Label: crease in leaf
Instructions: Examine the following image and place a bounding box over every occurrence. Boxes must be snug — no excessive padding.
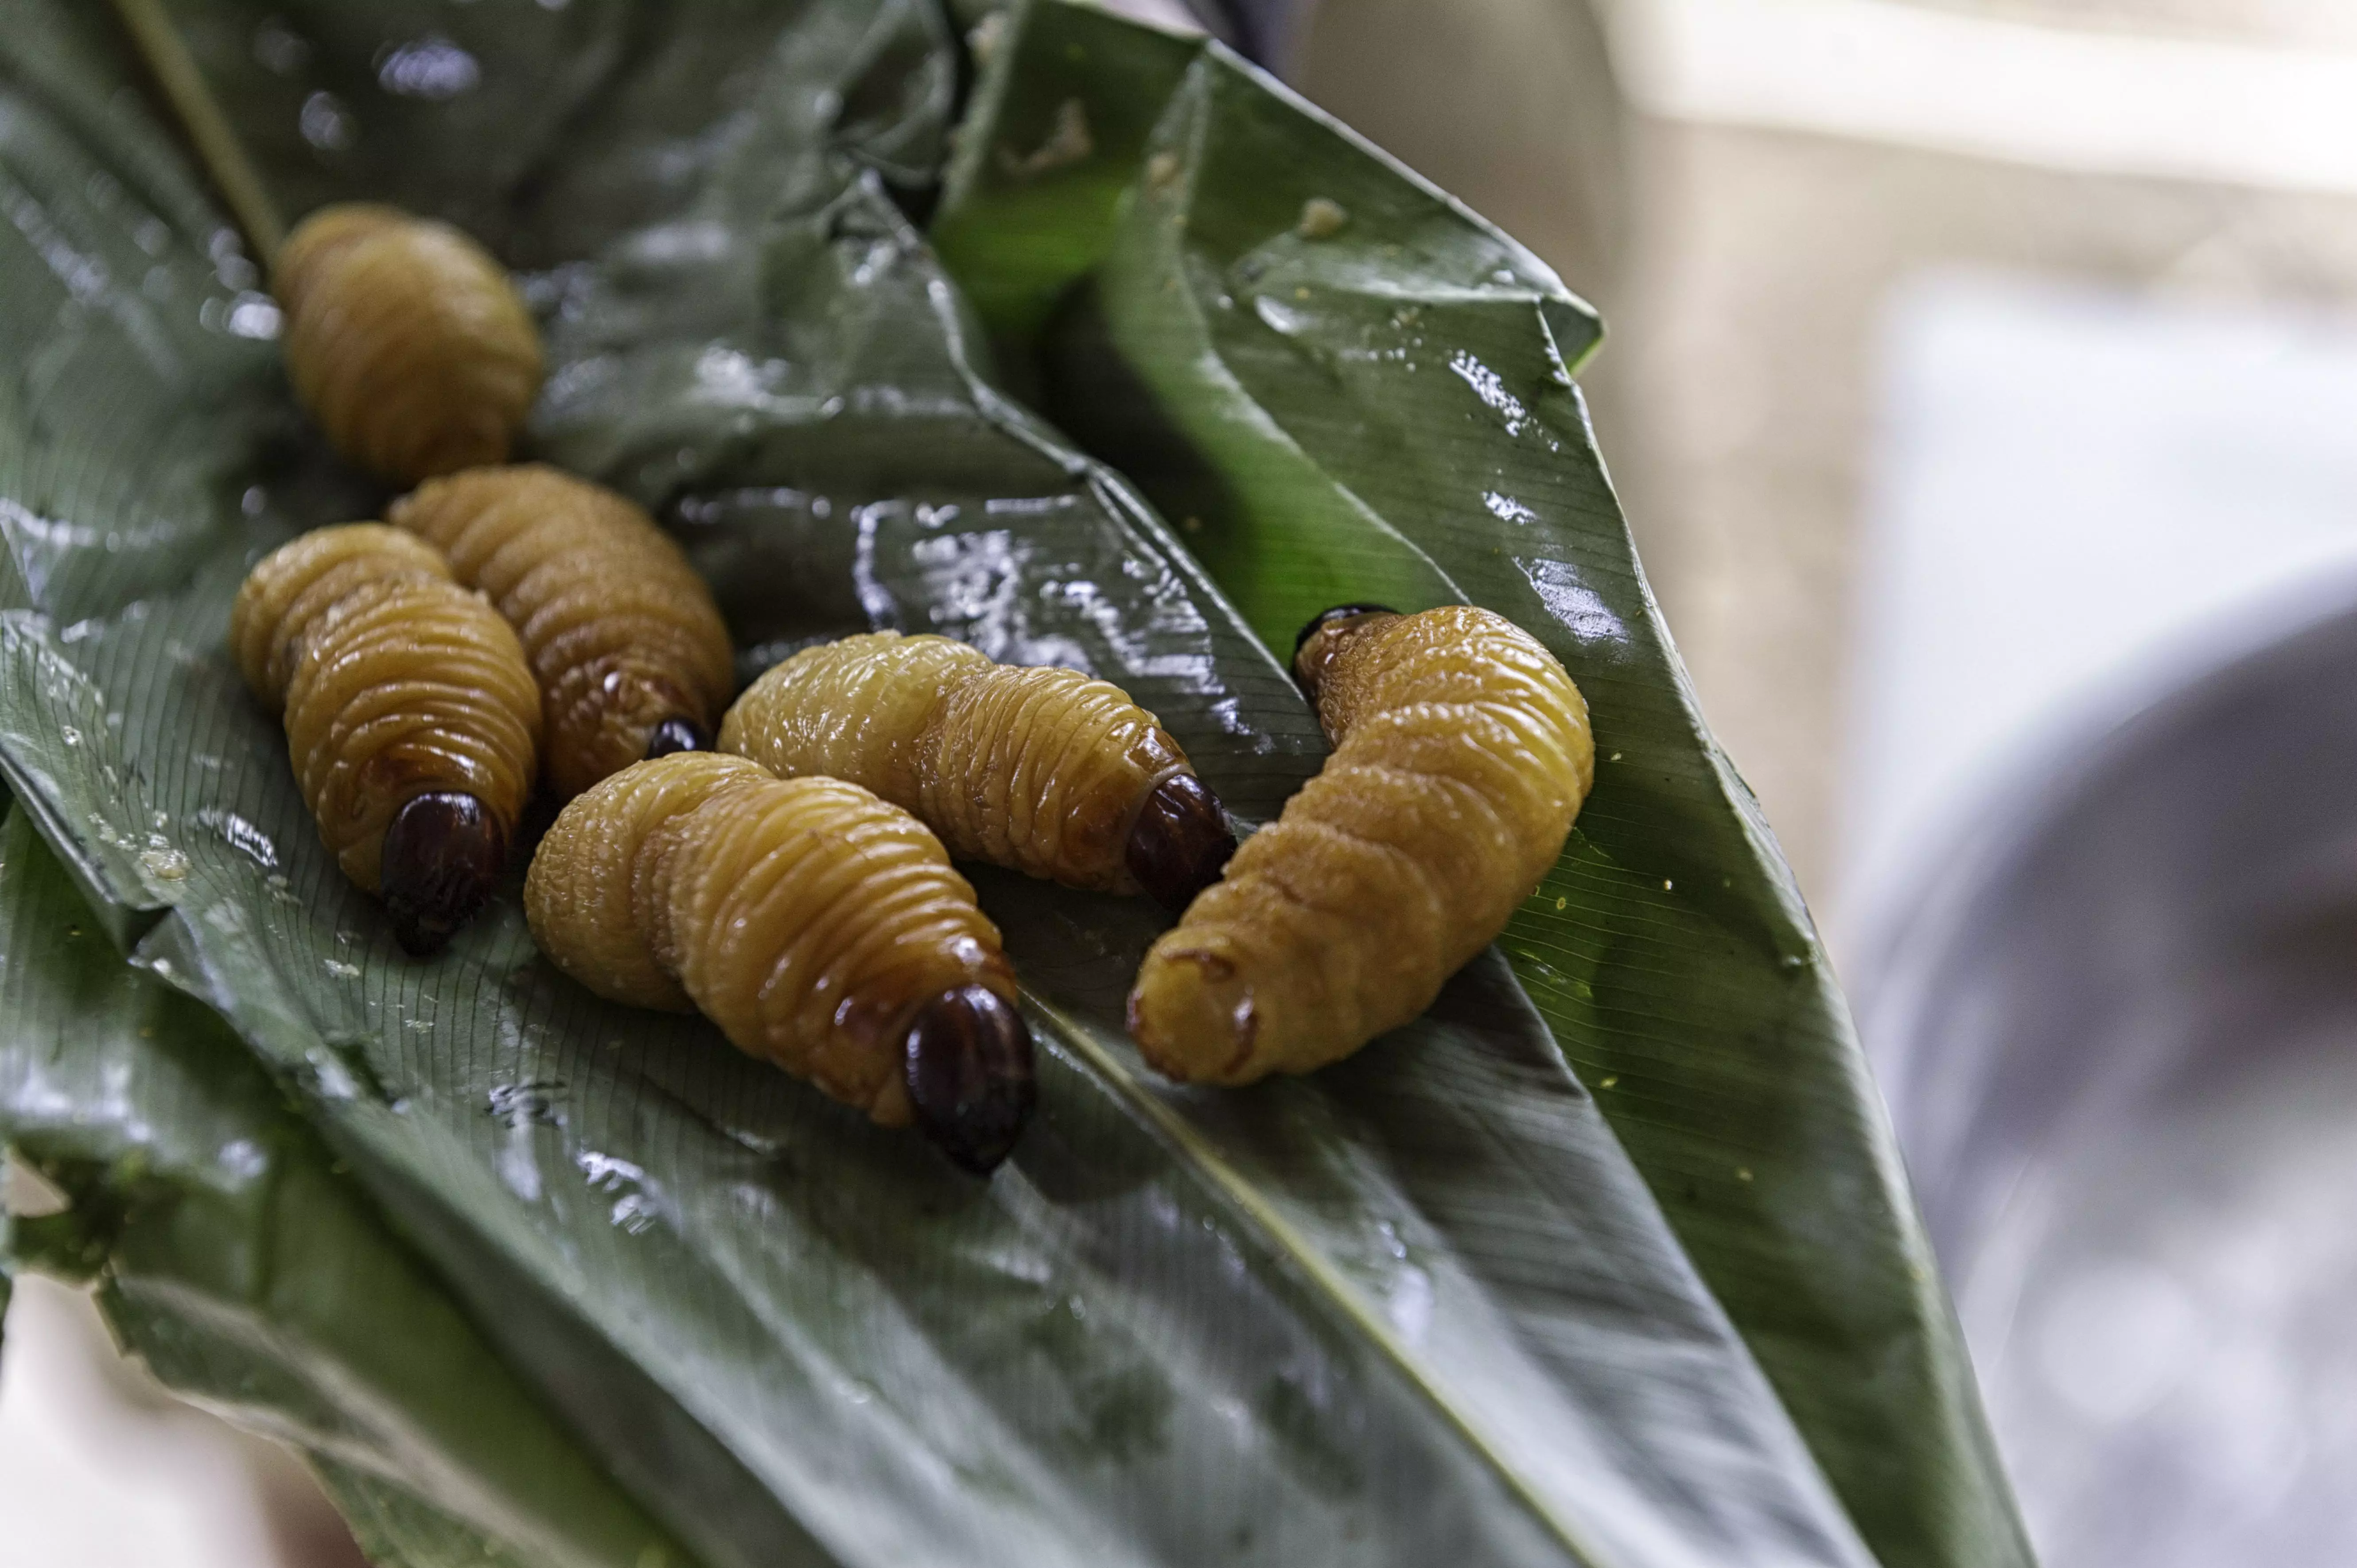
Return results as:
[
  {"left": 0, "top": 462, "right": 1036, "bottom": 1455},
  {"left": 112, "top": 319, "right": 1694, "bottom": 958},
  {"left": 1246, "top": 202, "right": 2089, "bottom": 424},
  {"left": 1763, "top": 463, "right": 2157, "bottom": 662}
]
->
[{"left": 1027, "top": 982, "right": 1616, "bottom": 1567}]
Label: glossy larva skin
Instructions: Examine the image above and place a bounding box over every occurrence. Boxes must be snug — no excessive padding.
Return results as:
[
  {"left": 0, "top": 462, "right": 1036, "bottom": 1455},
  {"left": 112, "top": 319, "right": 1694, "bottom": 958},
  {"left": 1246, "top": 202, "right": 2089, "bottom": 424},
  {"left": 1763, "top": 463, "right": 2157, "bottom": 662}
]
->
[
  {"left": 392, "top": 465, "right": 735, "bottom": 798},
  {"left": 276, "top": 204, "right": 543, "bottom": 484},
  {"left": 1129, "top": 605, "right": 1593, "bottom": 1084},
  {"left": 526, "top": 756, "right": 1015, "bottom": 1126},
  {"left": 521, "top": 753, "right": 764, "bottom": 1012},
  {"left": 229, "top": 524, "right": 540, "bottom": 891},
  {"left": 720, "top": 631, "right": 1192, "bottom": 895}
]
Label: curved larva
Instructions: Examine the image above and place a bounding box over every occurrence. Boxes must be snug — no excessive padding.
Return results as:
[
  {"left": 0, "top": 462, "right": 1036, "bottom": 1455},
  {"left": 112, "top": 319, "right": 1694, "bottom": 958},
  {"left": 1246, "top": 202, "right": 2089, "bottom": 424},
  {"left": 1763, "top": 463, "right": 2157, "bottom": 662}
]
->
[
  {"left": 275, "top": 204, "right": 543, "bottom": 484},
  {"left": 521, "top": 752, "right": 765, "bottom": 1012},
  {"left": 392, "top": 465, "right": 735, "bottom": 798},
  {"left": 526, "top": 756, "right": 1036, "bottom": 1172},
  {"left": 1128, "top": 605, "right": 1594, "bottom": 1084},
  {"left": 720, "top": 631, "right": 1235, "bottom": 908},
  {"left": 229, "top": 524, "right": 541, "bottom": 954}
]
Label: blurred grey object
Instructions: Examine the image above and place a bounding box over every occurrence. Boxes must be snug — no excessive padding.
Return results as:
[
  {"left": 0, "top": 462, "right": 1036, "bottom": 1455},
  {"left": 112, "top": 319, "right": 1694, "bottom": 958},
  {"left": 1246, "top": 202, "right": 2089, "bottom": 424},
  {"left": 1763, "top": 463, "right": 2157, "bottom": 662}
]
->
[{"left": 1859, "top": 590, "right": 2357, "bottom": 1567}]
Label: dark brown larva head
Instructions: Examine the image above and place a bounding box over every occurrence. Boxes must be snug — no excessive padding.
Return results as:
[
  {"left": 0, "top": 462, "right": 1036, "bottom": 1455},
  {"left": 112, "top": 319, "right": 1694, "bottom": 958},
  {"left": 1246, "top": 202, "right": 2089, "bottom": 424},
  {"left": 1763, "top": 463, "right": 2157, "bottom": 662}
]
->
[
  {"left": 380, "top": 791, "right": 508, "bottom": 957},
  {"left": 644, "top": 717, "right": 711, "bottom": 760},
  {"left": 1125, "top": 772, "right": 1236, "bottom": 912},
  {"left": 1292, "top": 602, "right": 1399, "bottom": 698},
  {"left": 904, "top": 985, "right": 1036, "bottom": 1176}
]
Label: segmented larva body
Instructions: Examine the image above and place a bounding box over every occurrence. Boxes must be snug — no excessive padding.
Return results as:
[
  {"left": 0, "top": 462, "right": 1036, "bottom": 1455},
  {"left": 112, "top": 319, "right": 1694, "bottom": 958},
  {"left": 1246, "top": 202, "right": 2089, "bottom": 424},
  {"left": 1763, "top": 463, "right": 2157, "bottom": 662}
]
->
[
  {"left": 275, "top": 204, "right": 543, "bottom": 484},
  {"left": 525, "top": 754, "right": 1036, "bottom": 1172},
  {"left": 391, "top": 465, "right": 735, "bottom": 798},
  {"left": 229, "top": 524, "right": 541, "bottom": 954},
  {"left": 720, "top": 632, "right": 1235, "bottom": 909},
  {"left": 1129, "top": 605, "right": 1593, "bottom": 1084}
]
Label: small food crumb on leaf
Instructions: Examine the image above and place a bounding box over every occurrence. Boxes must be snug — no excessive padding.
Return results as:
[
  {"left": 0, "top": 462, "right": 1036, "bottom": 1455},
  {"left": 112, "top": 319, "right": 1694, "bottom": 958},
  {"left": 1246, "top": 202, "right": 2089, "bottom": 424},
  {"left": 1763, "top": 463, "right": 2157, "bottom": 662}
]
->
[
  {"left": 1297, "top": 196, "right": 1348, "bottom": 239},
  {"left": 1146, "top": 150, "right": 1182, "bottom": 190}
]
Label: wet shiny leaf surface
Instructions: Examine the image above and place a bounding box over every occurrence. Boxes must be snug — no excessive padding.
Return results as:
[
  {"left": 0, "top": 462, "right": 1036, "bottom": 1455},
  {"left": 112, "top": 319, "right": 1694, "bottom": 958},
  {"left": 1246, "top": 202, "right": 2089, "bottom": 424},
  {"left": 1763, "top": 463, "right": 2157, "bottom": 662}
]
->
[{"left": 0, "top": 4, "right": 2018, "bottom": 1567}]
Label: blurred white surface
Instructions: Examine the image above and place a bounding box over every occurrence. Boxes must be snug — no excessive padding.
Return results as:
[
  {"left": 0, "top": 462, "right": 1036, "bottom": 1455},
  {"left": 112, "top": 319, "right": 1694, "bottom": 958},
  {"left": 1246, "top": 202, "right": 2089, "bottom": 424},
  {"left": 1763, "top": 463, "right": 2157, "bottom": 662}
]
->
[
  {"left": 1611, "top": 0, "right": 2357, "bottom": 194},
  {"left": 1838, "top": 269, "right": 2357, "bottom": 946},
  {"left": 0, "top": 1273, "right": 298, "bottom": 1568}
]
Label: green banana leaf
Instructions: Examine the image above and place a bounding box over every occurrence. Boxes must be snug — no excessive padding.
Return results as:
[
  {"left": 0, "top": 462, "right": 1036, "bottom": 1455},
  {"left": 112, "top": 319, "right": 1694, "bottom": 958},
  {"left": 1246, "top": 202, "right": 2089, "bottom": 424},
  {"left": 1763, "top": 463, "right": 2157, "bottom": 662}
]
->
[
  {"left": 0, "top": 4, "right": 2025, "bottom": 1568},
  {"left": 933, "top": 9, "right": 2030, "bottom": 1568},
  {"left": 0, "top": 800, "right": 691, "bottom": 1568}
]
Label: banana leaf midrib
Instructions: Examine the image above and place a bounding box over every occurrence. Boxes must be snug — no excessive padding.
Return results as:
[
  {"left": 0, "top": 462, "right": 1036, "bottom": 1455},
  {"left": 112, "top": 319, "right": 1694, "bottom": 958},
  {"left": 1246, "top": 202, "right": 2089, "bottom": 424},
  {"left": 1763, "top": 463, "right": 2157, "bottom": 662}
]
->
[{"left": 1029, "top": 991, "right": 1622, "bottom": 1568}]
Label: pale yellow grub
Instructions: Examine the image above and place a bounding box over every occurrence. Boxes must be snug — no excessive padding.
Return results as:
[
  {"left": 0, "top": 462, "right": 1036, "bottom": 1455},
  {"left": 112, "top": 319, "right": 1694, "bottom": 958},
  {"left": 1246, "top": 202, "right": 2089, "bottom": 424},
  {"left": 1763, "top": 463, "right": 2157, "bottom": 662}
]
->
[
  {"left": 276, "top": 203, "right": 543, "bottom": 484},
  {"left": 229, "top": 523, "right": 539, "bottom": 889},
  {"left": 721, "top": 631, "right": 1195, "bottom": 895},
  {"left": 1129, "top": 605, "right": 1593, "bottom": 1084},
  {"left": 526, "top": 757, "right": 1014, "bottom": 1126},
  {"left": 393, "top": 464, "right": 734, "bottom": 798}
]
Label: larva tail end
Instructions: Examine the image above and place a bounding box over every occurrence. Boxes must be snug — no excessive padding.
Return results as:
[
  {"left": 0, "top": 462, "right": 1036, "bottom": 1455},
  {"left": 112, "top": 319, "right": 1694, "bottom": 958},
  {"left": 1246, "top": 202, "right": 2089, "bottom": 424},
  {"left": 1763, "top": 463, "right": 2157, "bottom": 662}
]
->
[
  {"left": 905, "top": 985, "right": 1036, "bottom": 1176},
  {"left": 381, "top": 792, "right": 508, "bottom": 957},
  {"left": 1292, "top": 602, "right": 1399, "bottom": 656},
  {"left": 645, "top": 717, "right": 712, "bottom": 760},
  {"left": 1292, "top": 602, "right": 1400, "bottom": 699},
  {"left": 1125, "top": 772, "right": 1237, "bottom": 912}
]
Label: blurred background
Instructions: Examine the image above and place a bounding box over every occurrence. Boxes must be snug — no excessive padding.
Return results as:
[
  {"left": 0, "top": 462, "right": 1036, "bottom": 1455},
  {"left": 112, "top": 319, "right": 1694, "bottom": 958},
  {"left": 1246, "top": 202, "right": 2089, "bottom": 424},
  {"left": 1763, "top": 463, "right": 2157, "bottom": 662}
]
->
[{"left": 9, "top": 0, "right": 2357, "bottom": 1561}]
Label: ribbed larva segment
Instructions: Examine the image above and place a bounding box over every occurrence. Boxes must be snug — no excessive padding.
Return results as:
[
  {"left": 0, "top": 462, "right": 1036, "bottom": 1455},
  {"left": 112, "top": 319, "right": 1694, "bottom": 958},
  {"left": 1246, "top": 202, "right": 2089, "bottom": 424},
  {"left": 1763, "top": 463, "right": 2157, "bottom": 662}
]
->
[
  {"left": 925, "top": 664, "right": 1180, "bottom": 890},
  {"left": 1130, "top": 605, "right": 1592, "bottom": 1084},
  {"left": 662, "top": 777, "right": 1013, "bottom": 1124},
  {"left": 229, "top": 523, "right": 451, "bottom": 708},
  {"left": 526, "top": 758, "right": 1014, "bottom": 1126},
  {"left": 719, "top": 632, "right": 991, "bottom": 801},
  {"left": 523, "top": 753, "right": 769, "bottom": 1011},
  {"left": 275, "top": 204, "right": 543, "bottom": 484},
  {"left": 721, "top": 631, "right": 1189, "bottom": 893},
  {"left": 392, "top": 465, "right": 735, "bottom": 797},
  {"left": 232, "top": 524, "right": 540, "bottom": 891}
]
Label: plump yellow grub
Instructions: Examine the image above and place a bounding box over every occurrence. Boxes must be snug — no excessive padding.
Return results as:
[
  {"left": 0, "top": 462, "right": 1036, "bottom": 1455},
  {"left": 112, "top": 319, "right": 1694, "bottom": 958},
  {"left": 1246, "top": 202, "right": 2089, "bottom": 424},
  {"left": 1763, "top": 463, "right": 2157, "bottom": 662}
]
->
[
  {"left": 720, "top": 631, "right": 1235, "bottom": 908},
  {"left": 229, "top": 524, "right": 541, "bottom": 953},
  {"left": 525, "top": 755, "right": 1036, "bottom": 1172},
  {"left": 275, "top": 203, "right": 543, "bottom": 483},
  {"left": 391, "top": 464, "right": 735, "bottom": 798},
  {"left": 1129, "top": 605, "right": 1594, "bottom": 1084}
]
